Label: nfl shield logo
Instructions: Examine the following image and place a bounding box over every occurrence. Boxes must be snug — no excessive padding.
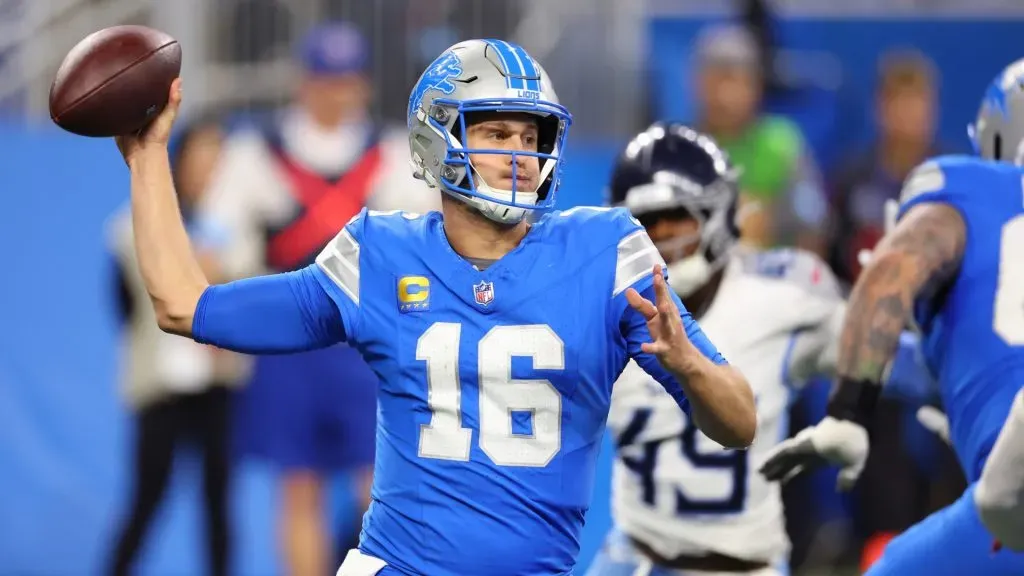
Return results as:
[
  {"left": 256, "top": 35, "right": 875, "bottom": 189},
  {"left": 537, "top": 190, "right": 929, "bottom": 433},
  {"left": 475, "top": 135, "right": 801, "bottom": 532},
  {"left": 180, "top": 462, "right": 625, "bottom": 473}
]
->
[{"left": 473, "top": 281, "right": 495, "bottom": 306}]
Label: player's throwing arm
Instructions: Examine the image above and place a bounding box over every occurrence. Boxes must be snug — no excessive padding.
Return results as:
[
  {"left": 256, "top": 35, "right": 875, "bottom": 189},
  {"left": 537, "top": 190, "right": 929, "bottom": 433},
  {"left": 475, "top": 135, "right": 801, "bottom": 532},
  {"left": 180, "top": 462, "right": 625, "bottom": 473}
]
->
[{"left": 114, "top": 80, "right": 210, "bottom": 335}]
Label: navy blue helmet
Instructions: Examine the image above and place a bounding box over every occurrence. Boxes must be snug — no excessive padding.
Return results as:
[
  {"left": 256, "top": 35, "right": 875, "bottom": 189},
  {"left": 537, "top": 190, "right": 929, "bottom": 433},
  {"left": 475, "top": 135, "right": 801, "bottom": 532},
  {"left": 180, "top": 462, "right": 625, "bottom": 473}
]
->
[{"left": 607, "top": 122, "right": 741, "bottom": 295}]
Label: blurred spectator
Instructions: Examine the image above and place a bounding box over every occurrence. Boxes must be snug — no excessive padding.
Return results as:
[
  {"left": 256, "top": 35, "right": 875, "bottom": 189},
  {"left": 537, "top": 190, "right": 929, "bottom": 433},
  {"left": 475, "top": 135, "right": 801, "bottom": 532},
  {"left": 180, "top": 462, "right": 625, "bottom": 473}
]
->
[
  {"left": 828, "top": 49, "right": 944, "bottom": 284},
  {"left": 691, "top": 23, "right": 828, "bottom": 252},
  {"left": 105, "top": 113, "right": 241, "bottom": 576},
  {"left": 199, "top": 21, "right": 439, "bottom": 576},
  {"left": 825, "top": 49, "right": 966, "bottom": 571}
]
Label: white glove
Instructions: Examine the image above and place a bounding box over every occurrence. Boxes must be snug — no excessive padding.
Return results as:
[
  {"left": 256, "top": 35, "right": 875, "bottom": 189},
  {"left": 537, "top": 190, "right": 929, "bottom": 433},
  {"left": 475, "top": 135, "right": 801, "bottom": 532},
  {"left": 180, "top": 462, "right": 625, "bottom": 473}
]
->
[
  {"left": 759, "top": 416, "right": 870, "bottom": 491},
  {"left": 915, "top": 405, "right": 951, "bottom": 444}
]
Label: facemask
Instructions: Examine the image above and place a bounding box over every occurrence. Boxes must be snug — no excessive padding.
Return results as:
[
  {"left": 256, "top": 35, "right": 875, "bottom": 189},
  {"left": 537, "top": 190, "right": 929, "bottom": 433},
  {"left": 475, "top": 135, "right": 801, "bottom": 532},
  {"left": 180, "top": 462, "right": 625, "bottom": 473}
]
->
[
  {"left": 462, "top": 166, "right": 540, "bottom": 224},
  {"left": 667, "top": 253, "right": 712, "bottom": 297}
]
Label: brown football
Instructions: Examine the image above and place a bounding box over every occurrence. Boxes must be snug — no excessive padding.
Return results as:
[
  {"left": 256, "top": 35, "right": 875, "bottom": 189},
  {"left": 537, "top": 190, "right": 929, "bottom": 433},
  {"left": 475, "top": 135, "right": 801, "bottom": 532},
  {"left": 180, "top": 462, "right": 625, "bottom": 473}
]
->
[{"left": 49, "top": 25, "right": 181, "bottom": 137}]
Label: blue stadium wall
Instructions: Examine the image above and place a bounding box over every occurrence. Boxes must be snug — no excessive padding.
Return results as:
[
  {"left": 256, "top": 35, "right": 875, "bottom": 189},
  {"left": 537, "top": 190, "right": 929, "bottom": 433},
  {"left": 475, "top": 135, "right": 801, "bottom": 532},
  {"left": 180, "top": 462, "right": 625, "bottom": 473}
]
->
[{"left": 0, "top": 16, "right": 1021, "bottom": 575}]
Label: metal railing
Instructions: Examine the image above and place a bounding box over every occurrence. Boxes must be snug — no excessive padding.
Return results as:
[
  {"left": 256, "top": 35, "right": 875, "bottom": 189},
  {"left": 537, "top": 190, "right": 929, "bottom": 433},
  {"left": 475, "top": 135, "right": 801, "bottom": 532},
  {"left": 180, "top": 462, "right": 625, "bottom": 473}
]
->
[{"left": 5, "top": 0, "right": 648, "bottom": 137}]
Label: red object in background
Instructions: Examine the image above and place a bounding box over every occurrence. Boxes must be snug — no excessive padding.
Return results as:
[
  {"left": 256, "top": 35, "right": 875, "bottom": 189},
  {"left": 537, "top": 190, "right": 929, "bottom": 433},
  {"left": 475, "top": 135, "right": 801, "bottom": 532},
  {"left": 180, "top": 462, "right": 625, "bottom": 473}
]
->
[
  {"left": 265, "top": 146, "right": 382, "bottom": 271},
  {"left": 860, "top": 531, "right": 897, "bottom": 572}
]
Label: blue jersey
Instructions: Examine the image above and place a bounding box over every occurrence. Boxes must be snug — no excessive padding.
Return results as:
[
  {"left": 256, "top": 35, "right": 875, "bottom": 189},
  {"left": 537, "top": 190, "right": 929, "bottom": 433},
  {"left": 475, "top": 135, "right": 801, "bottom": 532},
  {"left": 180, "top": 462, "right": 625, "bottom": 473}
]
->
[
  {"left": 897, "top": 156, "right": 1024, "bottom": 480},
  {"left": 307, "top": 206, "right": 726, "bottom": 575}
]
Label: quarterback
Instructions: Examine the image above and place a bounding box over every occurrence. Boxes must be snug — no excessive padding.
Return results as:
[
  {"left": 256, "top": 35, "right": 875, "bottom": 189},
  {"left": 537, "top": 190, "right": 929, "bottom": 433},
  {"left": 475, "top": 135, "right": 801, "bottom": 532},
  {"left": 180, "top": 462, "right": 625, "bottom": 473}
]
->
[{"left": 113, "top": 40, "right": 755, "bottom": 576}]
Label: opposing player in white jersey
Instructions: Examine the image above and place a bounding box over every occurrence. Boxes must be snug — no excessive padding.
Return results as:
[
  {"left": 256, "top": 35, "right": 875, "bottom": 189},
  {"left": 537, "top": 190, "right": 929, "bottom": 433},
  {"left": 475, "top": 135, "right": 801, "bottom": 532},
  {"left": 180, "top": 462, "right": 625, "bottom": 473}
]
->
[{"left": 588, "top": 123, "right": 932, "bottom": 576}]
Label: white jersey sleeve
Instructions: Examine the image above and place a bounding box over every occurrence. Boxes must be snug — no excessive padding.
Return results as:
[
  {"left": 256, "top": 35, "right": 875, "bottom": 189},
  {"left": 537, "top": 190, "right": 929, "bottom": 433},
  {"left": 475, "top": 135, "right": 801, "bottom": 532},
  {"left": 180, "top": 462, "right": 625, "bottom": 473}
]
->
[{"left": 742, "top": 248, "right": 846, "bottom": 389}]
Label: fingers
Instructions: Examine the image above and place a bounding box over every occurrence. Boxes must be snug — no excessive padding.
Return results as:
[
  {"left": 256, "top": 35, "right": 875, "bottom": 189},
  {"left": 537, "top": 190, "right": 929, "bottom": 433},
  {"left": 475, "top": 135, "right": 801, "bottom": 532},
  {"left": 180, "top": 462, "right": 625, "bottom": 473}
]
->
[
  {"left": 143, "top": 78, "right": 182, "bottom": 144},
  {"left": 760, "top": 436, "right": 819, "bottom": 482},
  {"left": 916, "top": 406, "right": 951, "bottom": 444},
  {"left": 625, "top": 287, "right": 657, "bottom": 321},
  {"left": 169, "top": 77, "right": 182, "bottom": 103},
  {"left": 640, "top": 341, "right": 669, "bottom": 355},
  {"left": 162, "top": 78, "right": 182, "bottom": 117},
  {"left": 760, "top": 450, "right": 798, "bottom": 482},
  {"left": 780, "top": 464, "right": 805, "bottom": 484},
  {"left": 836, "top": 465, "right": 863, "bottom": 492},
  {"left": 651, "top": 265, "right": 676, "bottom": 316}
]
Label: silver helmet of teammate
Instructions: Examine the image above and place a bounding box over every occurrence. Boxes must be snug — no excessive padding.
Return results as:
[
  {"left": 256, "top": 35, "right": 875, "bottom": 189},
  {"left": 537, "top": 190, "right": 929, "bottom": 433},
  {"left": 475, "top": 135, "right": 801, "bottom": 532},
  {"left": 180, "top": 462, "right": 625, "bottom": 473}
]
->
[
  {"left": 970, "top": 57, "right": 1024, "bottom": 164},
  {"left": 407, "top": 39, "right": 573, "bottom": 224}
]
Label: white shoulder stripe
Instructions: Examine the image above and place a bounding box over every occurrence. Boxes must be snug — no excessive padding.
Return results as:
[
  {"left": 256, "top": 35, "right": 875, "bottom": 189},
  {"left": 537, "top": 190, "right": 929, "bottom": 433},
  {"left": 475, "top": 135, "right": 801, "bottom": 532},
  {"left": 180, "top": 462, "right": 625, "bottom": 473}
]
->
[
  {"left": 900, "top": 161, "right": 945, "bottom": 205},
  {"left": 613, "top": 230, "right": 665, "bottom": 296},
  {"left": 315, "top": 228, "right": 360, "bottom": 304}
]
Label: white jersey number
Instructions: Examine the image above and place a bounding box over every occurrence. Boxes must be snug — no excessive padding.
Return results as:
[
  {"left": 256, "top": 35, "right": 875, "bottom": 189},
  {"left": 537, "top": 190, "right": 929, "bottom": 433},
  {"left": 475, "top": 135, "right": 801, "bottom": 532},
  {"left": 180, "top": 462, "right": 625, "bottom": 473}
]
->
[
  {"left": 994, "top": 215, "right": 1024, "bottom": 346},
  {"left": 416, "top": 322, "right": 564, "bottom": 467},
  {"left": 620, "top": 408, "right": 747, "bottom": 514}
]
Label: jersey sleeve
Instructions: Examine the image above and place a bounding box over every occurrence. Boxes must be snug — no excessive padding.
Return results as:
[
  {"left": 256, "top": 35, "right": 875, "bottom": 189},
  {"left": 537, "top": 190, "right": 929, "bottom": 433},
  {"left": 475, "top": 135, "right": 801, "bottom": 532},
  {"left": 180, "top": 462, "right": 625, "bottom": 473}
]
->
[
  {"left": 770, "top": 247, "right": 937, "bottom": 400},
  {"left": 895, "top": 157, "right": 979, "bottom": 329},
  {"left": 192, "top": 265, "right": 346, "bottom": 353},
  {"left": 605, "top": 209, "right": 727, "bottom": 415},
  {"left": 757, "top": 249, "right": 846, "bottom": 387},
  {"left": 896, "top": 156, "right": 974, "bottom": 221},
  {"left": 312, "top": 208, "right": 367, "bottom": 342},
  {"left": 784, "top": 304, "right": 844, "bottom": 388}
]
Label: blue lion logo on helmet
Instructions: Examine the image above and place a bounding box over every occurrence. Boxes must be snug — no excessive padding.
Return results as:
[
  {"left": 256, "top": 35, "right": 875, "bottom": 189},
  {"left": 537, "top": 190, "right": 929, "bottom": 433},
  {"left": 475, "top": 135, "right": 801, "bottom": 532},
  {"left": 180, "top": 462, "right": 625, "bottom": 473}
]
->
[{"left": 407, "top": 51, "right": 464, "bottom": 126}]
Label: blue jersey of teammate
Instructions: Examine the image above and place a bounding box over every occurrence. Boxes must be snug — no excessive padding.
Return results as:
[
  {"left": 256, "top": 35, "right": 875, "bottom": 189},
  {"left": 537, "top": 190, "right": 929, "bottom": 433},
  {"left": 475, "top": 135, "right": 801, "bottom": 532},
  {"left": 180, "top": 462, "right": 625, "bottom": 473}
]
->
[
  {"left": 194, "top": 205, "right": 726, "bottom": 575},
  {"left": 897, "top": 155, "right": 1024, "bottom": 480}
]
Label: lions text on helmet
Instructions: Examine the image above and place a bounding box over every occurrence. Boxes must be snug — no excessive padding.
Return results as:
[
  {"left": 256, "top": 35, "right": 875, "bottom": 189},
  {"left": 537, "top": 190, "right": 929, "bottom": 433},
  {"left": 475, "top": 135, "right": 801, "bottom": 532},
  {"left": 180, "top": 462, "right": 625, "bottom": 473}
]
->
[{"left": 406, "top": 39, "right": 572, "bottom": 225}]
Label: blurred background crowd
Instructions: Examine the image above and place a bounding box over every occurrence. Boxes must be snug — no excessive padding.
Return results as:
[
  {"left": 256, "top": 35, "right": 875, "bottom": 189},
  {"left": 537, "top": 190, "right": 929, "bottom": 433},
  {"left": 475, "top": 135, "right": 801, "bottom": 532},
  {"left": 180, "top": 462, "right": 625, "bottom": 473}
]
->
[{"left": 1, "top": 0, "right": 1022, "bottom": 574}]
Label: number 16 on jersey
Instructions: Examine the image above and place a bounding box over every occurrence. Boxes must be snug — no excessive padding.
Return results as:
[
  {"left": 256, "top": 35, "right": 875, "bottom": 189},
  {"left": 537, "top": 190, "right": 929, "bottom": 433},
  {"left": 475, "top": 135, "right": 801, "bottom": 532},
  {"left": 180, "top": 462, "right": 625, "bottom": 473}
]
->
[{"left": 416, "top": 322, "right": 566, "bottom": 467}]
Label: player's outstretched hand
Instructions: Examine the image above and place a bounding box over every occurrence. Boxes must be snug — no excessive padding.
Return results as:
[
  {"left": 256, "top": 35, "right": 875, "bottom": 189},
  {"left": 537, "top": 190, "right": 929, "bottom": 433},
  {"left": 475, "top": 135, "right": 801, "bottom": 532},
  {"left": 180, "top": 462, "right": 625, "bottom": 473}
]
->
[
  {"left": 625, "top": 264, "right": 699, "bottom": 376},
  {"left": 759, "top": 416, "right": 869, "bottom": 491},
  {"left": 115, "top": 78, "right": 182, "bottom": 165}
]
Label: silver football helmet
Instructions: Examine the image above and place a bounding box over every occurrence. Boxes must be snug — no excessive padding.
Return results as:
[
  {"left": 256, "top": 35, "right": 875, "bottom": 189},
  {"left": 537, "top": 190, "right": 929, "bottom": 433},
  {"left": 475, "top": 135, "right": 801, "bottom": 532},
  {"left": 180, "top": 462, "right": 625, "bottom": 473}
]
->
[
  {"left": 969, "top": 57, "right": 1024, "bottom": 164},
  {"left": 407, "top": 39, "right": 572, "bottom": 224}
]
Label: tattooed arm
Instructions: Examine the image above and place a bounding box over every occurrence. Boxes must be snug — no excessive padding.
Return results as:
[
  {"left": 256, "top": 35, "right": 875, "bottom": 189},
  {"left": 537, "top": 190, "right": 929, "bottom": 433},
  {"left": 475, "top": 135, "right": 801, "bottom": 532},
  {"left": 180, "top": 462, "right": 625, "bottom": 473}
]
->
[
  {"left": 827, "top": 202, "right": 966, "bottom": 422},
  {"left": 760, "top": 201, "right": 965, "bottom": 488}
]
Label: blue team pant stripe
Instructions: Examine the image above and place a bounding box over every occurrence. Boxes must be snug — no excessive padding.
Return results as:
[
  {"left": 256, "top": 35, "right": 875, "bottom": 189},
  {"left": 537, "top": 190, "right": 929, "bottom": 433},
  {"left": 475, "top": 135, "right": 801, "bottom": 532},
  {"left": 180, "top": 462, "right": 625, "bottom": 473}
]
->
[
  {"left": 485, "top": 39, "right": 524, "bottom": 90},
  {"left": 505, "top": 41, "right": 540, "bottom": 92}
]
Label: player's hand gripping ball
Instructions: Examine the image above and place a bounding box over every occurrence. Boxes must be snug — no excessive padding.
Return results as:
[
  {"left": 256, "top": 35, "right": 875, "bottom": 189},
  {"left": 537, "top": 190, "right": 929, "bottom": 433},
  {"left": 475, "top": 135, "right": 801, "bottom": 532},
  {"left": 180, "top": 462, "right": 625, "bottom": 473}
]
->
[
  {"left": 113, "top": 79, "right": 182, "bottom": 166},
  {"left": 49, "top": 25, "right": 181, "bottom": 137}
]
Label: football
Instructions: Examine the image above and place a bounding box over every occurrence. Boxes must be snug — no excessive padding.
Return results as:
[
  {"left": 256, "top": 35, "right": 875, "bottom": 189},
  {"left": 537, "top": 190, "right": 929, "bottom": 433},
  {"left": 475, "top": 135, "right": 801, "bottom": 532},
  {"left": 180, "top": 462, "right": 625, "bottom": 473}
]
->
[{"left": 49, "top": 25, "right": 181, "bottom": 137}]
